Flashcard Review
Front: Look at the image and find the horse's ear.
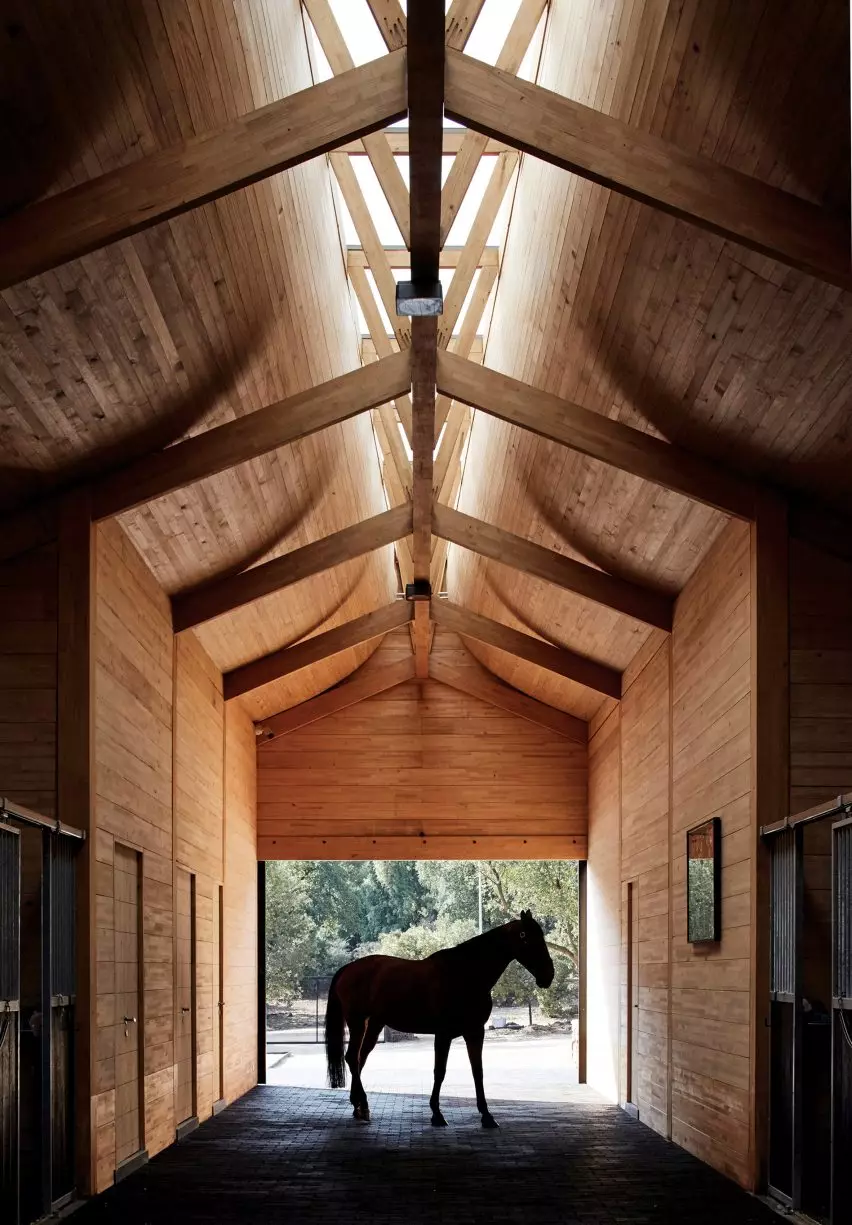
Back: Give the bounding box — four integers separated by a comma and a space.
520, 908, 530, 922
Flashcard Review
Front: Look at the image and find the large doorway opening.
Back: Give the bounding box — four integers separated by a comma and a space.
261, 859, 582, 1104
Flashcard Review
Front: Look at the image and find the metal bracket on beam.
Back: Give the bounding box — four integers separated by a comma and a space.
405, 579, 432, 602
396, 280, 443, 316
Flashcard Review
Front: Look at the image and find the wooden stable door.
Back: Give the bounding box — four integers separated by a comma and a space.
620, 881, 639, 1114
175, 870, 197, 1127
113, 846, 143, 1168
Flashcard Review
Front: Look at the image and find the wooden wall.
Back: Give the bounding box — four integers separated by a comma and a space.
586, 521, 759, 1188
257, 629, 587, 860
90, 521, 256, 1192
789, 539, 852, 812
0, 542, 58, 816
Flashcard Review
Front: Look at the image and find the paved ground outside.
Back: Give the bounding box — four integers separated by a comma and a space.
267, 1034, 577, 1103
72, 1084, 780, 1224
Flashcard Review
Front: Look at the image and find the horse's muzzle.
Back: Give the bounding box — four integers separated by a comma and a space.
536, 969, 555, 989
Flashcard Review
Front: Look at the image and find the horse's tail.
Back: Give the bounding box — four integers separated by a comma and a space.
325, 969, 347, 1089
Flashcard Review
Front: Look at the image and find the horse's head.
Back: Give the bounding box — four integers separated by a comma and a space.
512, 909, 555, 988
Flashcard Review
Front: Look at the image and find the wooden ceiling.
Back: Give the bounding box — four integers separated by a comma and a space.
1, 0, 849, 728
450, 0, 851, 720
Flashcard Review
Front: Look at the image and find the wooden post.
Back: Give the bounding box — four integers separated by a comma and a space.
749, 491, 790, 1193
58, 489, 96, 1195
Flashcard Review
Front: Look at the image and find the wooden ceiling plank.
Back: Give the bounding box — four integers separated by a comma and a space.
0, 52, 408, 289
429, 657, 588, 743
407, 0, 445, 584
431, 598, 623, 699
347, 245, 499, 270
436, 350, 756, 519
440, 0, 546, 243
91, 349, 411, 520
366, 0, 407, 50
438, 150, 518, 347
444, 50, 852, 290
330, 151, 412, 349
223, 600, 413, 700
172, 502, 413, 632
304, 0, 411, 245
257, 655, 416, 743
349, 265, 413, 442
432, 501, 674, 630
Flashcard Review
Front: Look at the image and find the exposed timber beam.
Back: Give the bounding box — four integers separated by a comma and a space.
431, 599, 623, 699
305, 0, 411, 245
258, 833, 587, 861
257, 655, 416, 743
349, 266, 413, 446
366, 0, 406, 50
406, 0, 445, 673
0, 54, 407, 289
429, 648, 587, 744
224, 601, 413, 700
440, 0, 546, 242
434, 261, 496, 440
347, 246, 499, 270
432, 502, 673, 631
445, 0, 487, 49
172, 503, 413, 632
436, 350, 756, 519
341, 128, 507, 155
444, 51, 852, 291
91, 350, 410, 520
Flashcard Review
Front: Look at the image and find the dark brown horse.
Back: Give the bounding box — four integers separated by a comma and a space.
324, 910, 555, 1128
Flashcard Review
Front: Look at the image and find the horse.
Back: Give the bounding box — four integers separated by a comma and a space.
324, 909, 555, 1128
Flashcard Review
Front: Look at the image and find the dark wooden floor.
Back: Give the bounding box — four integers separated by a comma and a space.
71, 1086, 779, 1224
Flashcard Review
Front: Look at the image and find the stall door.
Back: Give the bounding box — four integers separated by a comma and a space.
0, 824, 20, 1224
768, 826, 802, 1207
833, 816, 852, 1224
175, 870, 197, 1128
46, 835, 77, 1203
114, 846, 142, 1168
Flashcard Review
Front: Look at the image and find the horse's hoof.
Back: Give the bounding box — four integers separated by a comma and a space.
431, 1113, 448, 1127
481, 1114, 499, 1129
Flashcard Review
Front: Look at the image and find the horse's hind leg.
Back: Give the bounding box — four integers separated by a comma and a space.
464, 1026, 498, 1129
429, 1032, 452, 1127
354, 1018, 383, 1121
345, 1015, 370, 1120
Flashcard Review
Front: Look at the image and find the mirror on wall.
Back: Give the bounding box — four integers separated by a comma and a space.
686, 817, 721, 943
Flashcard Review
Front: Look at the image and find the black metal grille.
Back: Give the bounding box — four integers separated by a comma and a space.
835, 819, 852, 1001
0, 826, 19, 1001
50, 838, 76, 999
770, 828, 796, 996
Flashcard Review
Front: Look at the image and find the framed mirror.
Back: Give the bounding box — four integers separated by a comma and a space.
686, 817, 721, 943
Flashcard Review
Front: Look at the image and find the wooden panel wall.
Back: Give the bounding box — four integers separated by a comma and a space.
789, 539, 852, 811
0, 543, 58, 816
256, 629, 587, 860
91, 521, 256, 1192
587, 520, 758, 1188
586, 706, 621, 1103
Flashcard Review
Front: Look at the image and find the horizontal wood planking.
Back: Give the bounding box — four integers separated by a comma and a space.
0, 543, 58, 816
437, 351, 755, 519
433, 502, 673, 630
0, 52, 408, 287
92, 352, 411, 520
257, 628, 587, 858
172, 504, 413, 632
432, 598, 623, 698
443, 51, 851, 290
224, 601, 413, 700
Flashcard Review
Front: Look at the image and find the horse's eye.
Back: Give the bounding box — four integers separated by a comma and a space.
519, 931, 527, 940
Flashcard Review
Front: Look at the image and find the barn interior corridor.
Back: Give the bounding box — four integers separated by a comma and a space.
68, 1086, 779, 1225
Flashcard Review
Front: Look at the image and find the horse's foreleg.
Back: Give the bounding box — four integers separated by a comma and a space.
464, 1027, 497, 1129
430, 1032, 452, 1127
354, 1018, 383, 1122
345, 1016, 369, 1121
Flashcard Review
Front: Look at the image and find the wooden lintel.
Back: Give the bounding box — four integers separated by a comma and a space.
223, 600, 413, 700
444, 50, 852, 291
431, 598, 623, 699
172, 503, 413, 632
429, 655, 588, 743
257, 833, 588, 861
432, 501, 673, 630
257, 656, 416, 743
91, 350, 410, 520
0, 53, 407, 289
436, 350, 756, 519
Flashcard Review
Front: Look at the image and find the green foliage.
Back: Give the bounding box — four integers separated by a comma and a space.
265, 858, 580, 1017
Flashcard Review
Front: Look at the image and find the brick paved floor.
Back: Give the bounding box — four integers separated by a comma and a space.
72, 1085, 779, 1225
